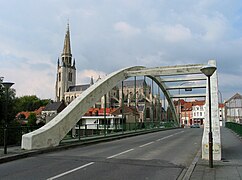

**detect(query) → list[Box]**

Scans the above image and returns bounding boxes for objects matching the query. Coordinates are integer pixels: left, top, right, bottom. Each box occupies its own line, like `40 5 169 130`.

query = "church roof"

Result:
68 84 90 92
44 101 66 111
116 79 146 88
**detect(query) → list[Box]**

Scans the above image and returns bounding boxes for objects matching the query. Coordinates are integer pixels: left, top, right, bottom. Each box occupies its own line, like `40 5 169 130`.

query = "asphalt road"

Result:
0 128 203 180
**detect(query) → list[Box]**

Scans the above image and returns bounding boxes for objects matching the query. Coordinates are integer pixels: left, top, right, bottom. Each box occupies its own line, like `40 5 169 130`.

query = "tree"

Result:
27 113 37 126
14 95 50 112
0 84 16 126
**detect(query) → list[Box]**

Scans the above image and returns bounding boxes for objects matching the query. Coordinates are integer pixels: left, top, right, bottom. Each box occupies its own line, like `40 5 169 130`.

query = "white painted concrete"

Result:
21 66 143 150
202 60 221 160
22 61 221 154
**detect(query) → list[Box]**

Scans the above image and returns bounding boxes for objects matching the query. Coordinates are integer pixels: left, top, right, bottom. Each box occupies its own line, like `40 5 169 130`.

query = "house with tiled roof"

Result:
41 101 66 123
111 105 139 124
192 100 205 126
16 106 45 125
225 93 242 123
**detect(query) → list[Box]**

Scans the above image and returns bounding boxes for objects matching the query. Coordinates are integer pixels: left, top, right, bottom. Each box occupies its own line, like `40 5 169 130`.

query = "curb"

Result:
178 147 201 180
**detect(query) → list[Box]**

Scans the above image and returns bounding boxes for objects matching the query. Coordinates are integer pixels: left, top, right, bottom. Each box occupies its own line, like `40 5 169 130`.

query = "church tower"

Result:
55 23 76 102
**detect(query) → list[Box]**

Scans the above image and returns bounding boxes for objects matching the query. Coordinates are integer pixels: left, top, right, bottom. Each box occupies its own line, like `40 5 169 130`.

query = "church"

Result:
55 23 91 104
55 23 164 123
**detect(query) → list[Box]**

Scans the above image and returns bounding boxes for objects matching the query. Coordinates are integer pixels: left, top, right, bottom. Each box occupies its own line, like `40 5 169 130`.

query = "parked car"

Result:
190 124 200 128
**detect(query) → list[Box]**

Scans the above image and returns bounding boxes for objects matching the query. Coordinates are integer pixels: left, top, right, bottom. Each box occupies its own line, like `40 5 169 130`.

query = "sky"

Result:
0 0 242 101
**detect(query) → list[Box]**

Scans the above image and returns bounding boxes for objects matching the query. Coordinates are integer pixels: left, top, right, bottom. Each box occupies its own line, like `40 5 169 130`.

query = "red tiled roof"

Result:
111 106 139 116
16 112 31 119
219 103 225 108
16 106 46 119
192 100 205 106
84 108 116 116
34 106 45 115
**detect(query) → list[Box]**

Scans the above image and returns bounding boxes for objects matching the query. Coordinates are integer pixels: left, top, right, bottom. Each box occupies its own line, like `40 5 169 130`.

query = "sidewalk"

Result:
190 127 242 180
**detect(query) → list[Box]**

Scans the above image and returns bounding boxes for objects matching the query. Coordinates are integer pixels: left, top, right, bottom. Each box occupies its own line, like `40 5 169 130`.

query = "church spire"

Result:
62 23 72 57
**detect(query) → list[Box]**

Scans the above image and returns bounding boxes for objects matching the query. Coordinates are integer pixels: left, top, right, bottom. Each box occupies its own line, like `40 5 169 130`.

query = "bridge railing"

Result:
225 122 242 136
61 121 176 142
0 125 42 146
0 121 176 147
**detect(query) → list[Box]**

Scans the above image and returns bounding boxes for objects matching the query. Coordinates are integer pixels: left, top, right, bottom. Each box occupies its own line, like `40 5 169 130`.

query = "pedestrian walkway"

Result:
190 127 242 180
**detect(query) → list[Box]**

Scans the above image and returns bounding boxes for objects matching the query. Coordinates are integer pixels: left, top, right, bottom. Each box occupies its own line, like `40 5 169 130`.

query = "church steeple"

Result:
61 23 72 67
56 22 76 102
62 23 72 56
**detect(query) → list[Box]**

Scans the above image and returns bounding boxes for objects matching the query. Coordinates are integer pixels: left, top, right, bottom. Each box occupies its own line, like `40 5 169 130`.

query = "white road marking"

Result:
139 141 154 147
156 134 173 141
107 149 134 159
47 162 94 180
156 131 184 141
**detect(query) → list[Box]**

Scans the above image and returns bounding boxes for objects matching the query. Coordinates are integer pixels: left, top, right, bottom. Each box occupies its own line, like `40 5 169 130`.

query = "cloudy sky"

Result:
0 0 242 101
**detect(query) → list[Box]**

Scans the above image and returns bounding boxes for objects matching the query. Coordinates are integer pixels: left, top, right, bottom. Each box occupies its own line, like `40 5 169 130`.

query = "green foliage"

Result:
14 95 50 112
0 120 22 146
0 85 16 126
27 113 37 126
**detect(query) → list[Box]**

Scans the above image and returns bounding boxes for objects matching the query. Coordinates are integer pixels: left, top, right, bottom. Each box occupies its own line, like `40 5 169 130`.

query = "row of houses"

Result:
16 91 242 131
174 99 225 127
174 92 242 127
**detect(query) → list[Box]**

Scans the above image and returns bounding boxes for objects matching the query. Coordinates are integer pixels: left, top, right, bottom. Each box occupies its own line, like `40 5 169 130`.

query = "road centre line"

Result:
47 162 94 180
139 141 154 147
47 130 185 179
156 131 184 142
107 149 134 159
156 135 173 141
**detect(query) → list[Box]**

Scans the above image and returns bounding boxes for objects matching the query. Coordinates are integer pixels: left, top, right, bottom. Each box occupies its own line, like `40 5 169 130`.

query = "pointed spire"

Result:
90 76 94 85
62 22 72 56
96 75 101 82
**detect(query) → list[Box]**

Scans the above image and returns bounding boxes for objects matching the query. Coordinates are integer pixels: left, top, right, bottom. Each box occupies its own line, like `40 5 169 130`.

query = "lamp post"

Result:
1 81 14 154
201 65 217 168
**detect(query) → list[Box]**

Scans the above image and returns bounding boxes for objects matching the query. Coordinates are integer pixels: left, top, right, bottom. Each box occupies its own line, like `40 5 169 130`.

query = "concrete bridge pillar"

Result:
202 60 221 160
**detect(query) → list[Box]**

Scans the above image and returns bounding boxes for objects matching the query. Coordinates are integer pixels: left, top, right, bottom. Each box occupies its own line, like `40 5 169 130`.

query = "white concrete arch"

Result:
21 66 144 150
22 60 221 162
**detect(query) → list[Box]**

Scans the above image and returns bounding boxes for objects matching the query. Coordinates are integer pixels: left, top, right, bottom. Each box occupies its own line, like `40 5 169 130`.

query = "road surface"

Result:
0 128 203 180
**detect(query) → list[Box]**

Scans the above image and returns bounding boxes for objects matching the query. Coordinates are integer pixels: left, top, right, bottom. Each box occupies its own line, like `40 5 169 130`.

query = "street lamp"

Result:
201 64 217 168
1 81 14 154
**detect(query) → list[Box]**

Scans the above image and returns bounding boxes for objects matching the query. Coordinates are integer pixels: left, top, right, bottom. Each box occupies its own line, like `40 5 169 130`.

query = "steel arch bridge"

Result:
22 60 221 160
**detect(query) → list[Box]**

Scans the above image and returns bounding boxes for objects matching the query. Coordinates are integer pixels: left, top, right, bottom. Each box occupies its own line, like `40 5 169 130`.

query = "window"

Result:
200 112 202 116
68 72 72 81
59 72 61 81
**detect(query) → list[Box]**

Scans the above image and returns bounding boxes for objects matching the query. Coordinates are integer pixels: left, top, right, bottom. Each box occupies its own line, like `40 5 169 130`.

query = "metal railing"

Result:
225 122 242 137
63 121 176 142
0 125 42 146
0 121 176 147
